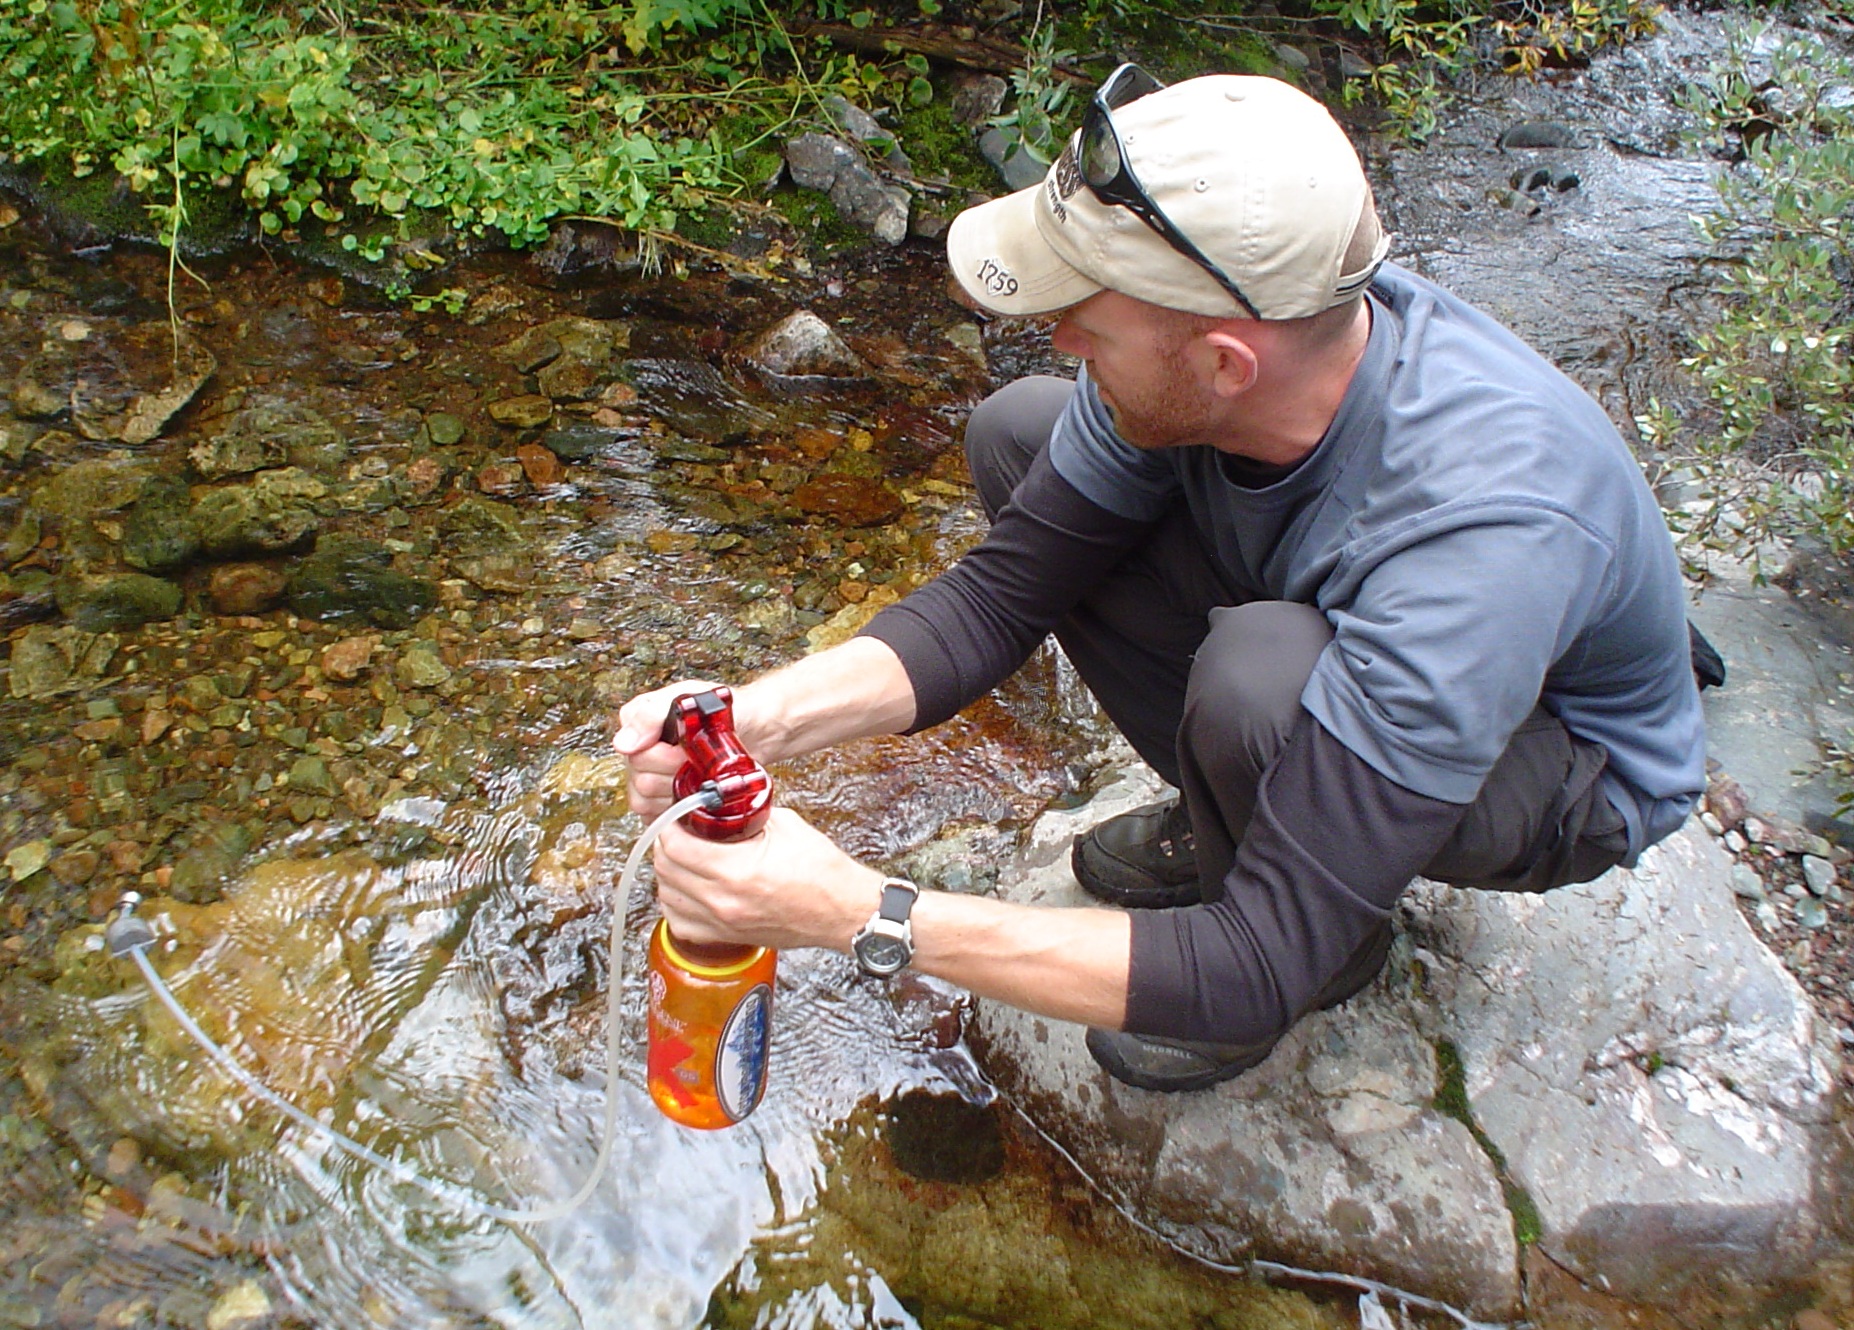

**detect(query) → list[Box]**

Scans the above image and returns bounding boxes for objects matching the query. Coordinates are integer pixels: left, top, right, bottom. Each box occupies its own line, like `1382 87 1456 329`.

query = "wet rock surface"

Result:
971 766 1523 1321
973 767 1848 1324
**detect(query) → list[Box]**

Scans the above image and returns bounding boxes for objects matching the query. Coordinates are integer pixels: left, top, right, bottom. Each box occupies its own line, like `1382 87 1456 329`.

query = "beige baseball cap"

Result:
947 75 1389 320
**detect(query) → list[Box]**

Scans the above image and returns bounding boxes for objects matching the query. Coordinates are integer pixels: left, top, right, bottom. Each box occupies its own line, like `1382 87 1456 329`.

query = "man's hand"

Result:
651 808 879 952
613 678 728 820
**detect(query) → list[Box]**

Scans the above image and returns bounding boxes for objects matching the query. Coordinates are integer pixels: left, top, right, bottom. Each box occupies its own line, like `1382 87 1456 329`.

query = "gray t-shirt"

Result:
1047 263 1704 860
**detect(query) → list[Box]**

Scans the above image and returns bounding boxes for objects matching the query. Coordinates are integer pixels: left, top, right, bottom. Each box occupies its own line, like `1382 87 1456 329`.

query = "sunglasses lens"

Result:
1079 116 1122 188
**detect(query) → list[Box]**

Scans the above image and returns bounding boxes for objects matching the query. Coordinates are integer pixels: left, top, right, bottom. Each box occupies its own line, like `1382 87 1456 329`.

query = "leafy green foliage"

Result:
1314 0 1478 140
1494 0 1661 77
0 0 781 257
0 0 1677 272
987 26 1078 166
1670 24 1854 563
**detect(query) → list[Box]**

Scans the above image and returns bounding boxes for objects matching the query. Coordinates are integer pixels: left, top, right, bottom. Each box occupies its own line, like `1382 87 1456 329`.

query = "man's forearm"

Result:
908 889 1131 1029
739 635 918 762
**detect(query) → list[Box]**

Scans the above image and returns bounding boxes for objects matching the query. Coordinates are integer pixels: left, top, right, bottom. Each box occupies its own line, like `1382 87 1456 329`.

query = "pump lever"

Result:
658 686 772 842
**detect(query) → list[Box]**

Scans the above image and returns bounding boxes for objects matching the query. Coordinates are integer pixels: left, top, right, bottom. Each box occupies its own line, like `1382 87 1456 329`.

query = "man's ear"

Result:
1203 330 1260 399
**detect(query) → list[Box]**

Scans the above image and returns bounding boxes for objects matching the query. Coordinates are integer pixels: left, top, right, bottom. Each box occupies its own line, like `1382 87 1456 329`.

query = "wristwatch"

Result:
851 877 919 977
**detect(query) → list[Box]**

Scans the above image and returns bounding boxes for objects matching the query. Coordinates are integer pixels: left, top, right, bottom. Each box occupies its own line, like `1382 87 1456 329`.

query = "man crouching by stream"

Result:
614 70 1705 1092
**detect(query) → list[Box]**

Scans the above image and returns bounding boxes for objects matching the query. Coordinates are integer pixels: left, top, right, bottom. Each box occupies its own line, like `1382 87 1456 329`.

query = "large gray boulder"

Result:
1404 821 1843 1313
968 763 1847 1323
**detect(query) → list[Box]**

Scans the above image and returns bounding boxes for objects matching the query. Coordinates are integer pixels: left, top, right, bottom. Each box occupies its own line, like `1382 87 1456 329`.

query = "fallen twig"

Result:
786 19 1090 85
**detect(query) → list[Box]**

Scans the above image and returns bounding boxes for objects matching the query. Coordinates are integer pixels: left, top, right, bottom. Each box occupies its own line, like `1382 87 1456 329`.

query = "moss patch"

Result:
1434 1039 1544 1246
894 96 996 195
766 186 872 257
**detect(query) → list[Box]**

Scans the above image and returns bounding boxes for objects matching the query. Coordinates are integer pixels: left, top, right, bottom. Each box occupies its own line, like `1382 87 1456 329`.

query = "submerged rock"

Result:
31 456 158 524
207 562 287 615
742 311 870 381
5 624 118 699
68 328 215 445
54 570 183 631
193 469 324 558
791 473 903 526
189 399 348 480
121 473 200 573
285 536 435 629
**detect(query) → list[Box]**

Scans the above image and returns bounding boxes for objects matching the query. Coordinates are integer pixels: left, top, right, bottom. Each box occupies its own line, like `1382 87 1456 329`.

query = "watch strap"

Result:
876 877 919 922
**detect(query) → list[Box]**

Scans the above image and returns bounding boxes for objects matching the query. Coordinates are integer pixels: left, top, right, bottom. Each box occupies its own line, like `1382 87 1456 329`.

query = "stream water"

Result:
0 199 1350 1326
0 10 1823 1328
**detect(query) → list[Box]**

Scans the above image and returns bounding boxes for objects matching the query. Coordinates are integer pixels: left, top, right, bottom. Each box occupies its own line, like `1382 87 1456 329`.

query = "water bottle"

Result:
644 688 777 1130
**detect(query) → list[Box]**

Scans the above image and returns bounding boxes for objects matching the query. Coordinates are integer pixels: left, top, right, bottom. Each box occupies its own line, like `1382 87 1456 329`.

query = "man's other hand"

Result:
651 808 878 952
613 678 725 821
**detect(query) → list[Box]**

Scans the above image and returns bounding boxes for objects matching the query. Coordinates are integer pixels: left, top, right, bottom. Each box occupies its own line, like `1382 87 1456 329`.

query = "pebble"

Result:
205 1280 271 1330
321 636 378 682
395 644 453 689
106 1137 141 1178
1802 855 1838 897
1723 830 1747 854
488 394 554 428
1796 897 1830 930
1700 810 1724 835
425 411 466 446
4 840 50 882
516 441 564 487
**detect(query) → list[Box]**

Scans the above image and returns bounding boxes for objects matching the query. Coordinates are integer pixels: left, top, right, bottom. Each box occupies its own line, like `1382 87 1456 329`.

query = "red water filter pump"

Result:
645 687 777 1129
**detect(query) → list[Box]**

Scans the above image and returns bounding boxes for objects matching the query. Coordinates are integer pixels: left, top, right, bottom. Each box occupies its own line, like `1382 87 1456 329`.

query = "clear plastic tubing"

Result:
114 790 717 1225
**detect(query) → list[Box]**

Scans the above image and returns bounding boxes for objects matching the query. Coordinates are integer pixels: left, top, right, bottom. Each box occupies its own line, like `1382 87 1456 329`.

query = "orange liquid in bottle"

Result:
645 920 777 1130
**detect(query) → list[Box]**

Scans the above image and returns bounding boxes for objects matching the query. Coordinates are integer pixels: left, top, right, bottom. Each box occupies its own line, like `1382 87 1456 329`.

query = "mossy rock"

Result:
285 535 435 629
121 474 201 573
31 457 159 524
54 571 184 632
436 495 525 549
0 160 249 255
192 481 320 559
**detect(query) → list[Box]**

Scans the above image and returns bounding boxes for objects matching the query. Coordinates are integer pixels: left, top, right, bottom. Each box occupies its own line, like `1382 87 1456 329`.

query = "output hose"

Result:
105 788 718 1225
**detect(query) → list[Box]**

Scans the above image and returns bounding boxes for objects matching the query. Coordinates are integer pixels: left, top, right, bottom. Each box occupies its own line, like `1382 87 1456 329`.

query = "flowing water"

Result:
0 213 1348 1328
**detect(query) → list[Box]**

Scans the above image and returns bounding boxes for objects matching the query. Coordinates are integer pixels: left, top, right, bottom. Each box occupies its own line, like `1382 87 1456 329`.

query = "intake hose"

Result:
104 788 719 1225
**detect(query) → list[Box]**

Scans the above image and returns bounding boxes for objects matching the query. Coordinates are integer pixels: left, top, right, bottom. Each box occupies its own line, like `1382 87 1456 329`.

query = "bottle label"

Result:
713 983 773 1122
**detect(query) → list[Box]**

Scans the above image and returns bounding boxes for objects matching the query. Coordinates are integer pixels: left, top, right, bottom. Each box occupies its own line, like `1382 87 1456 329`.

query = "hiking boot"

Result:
1071 798 1201 909
1084 1026 1280 1092
1084 921 1395 1092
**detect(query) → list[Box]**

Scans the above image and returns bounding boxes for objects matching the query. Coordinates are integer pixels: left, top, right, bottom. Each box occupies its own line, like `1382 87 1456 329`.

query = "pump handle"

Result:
659 687 773 842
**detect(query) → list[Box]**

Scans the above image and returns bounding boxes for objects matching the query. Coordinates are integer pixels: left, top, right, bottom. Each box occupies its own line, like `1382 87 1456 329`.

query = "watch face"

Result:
857 932 910 974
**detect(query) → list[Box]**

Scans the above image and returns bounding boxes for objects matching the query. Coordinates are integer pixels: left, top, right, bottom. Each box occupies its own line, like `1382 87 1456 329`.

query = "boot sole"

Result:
1070 841 1204 910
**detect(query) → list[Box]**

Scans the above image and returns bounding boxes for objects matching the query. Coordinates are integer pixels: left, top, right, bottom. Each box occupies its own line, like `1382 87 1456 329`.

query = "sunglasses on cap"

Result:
1078 63 1262 320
